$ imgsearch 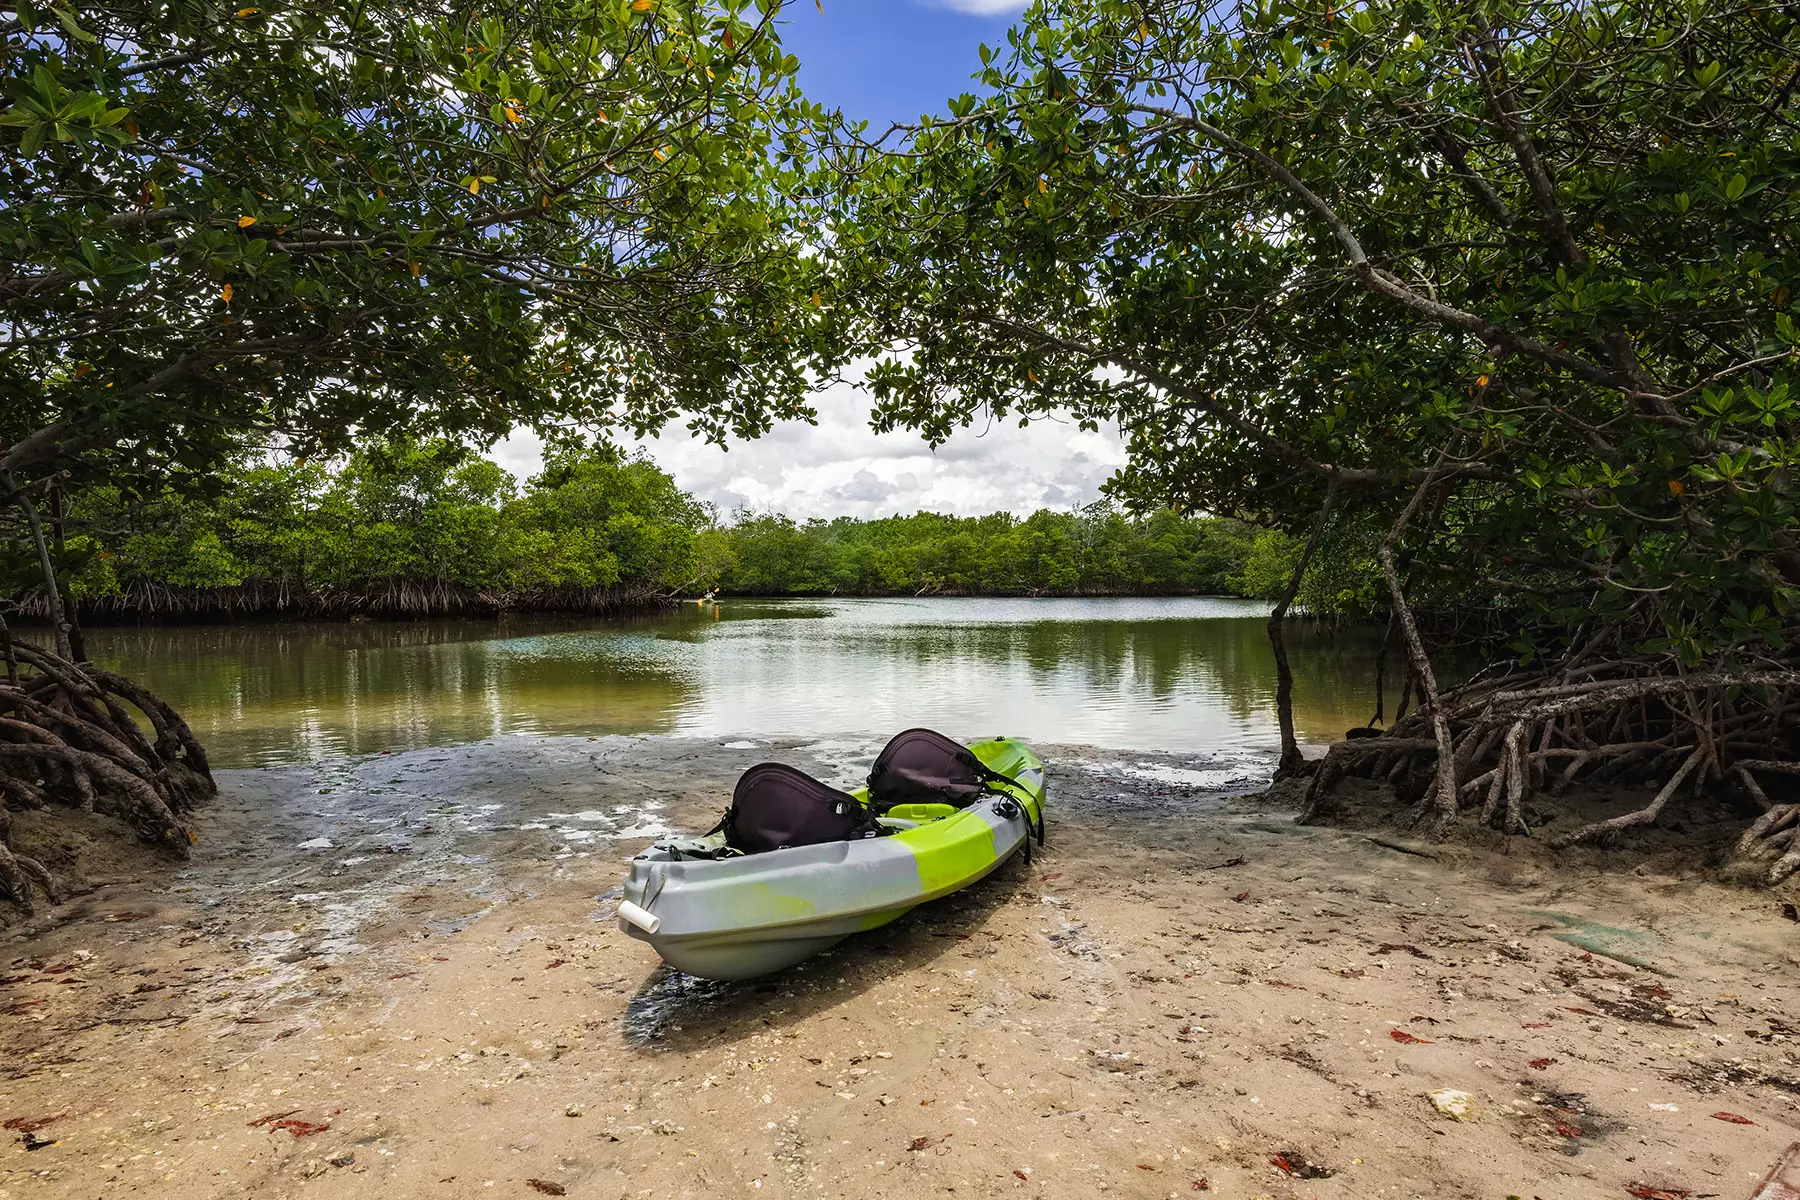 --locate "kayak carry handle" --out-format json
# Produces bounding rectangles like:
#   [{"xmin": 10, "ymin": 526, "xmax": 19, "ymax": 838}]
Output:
[{"xmin": 618, "ymin": 900, "xmax": 662, "ymax": 935}]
